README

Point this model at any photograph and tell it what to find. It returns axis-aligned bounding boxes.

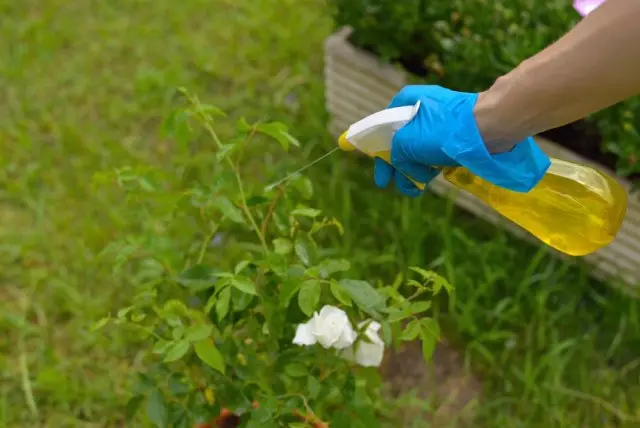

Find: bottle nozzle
[338,131,356,151]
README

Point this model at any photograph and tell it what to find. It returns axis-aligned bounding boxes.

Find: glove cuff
[442,94,551,193]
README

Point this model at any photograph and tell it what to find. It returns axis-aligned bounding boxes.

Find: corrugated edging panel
[325,27,639,291]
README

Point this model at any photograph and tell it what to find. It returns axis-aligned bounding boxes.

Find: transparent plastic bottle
[441,159,628,256]
[345,144,627,256]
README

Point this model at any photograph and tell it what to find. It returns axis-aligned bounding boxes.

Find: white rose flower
[293,305,356,349]
[343,320,385,367]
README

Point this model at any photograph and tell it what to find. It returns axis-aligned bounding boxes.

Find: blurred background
[1,0,639,426]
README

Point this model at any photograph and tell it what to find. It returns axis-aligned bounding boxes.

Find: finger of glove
[389,126,436,183]
[373,157,394,189]
[394,172,422,198]
[394,161,440,187]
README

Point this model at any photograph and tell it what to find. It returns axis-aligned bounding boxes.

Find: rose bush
[92,89,451,427]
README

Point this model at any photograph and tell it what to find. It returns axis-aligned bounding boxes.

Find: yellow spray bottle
[338,102,628,256]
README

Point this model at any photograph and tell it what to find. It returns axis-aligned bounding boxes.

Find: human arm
[475,0,640,153]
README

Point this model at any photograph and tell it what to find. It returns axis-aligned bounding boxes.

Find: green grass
[1,0,639,427]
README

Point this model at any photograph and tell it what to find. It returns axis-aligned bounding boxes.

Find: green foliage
[94,91,451,427]
[329,0,640,177]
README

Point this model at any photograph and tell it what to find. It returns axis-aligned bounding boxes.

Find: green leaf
[386,307,411,323]
[256,122,299,151]
[298,279,321,316]
[307,376,321,400]
[215,143,236,162]
[162,109,191,144]
[231,276,258,295]
[163,299,190,318]
[419,318,441,362]
[216,287,231,321]
[168,404,188,427]
[198,103,226,118]
[280,279,303,308]
[234,260,251,275]
[284,363,308,378]
[315,259,350,278]
[293,176,313,199]
[168,375,190,396]
[409,266,434,279]
[330,281,352,306]
[213,197,245,224]
[291,206,321,218]
[338,279,385,316]
[381,321,393,346]
[400,319,421,342]
[236,116,252,131]
[172,326,184,340]
[273,238,293,255]
[409,267,452,295]
[146,389,168,428]
[185,324,213,342]
[177,264,217,290]
[246,195,269,206]
[152,339,172,355]
[164,340,190,362]
[233,288,254,311]
[420,317,440,338]
[125,395,144,421]
[90,316,110,331]
[194,339,225,374]
[294,237,311,266]
[409,301,432,315]
[204,294,216,315]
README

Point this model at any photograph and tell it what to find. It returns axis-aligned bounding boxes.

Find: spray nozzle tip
[338,131,356,152]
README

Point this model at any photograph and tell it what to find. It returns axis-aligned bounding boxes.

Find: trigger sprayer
[338,102,628,256]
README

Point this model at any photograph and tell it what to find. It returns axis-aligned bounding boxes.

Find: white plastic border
[324,27,640,290]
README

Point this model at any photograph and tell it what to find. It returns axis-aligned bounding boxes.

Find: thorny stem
[196,222,219,264]
[276,393,320,422]
[261,185,284,238]
[189,94,268,253]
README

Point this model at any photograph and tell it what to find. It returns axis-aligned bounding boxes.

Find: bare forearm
[475,0,640,153]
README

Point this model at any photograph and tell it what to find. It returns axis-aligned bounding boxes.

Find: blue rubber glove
[374,85,551,197]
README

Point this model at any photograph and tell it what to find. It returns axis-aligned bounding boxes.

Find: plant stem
[232,165,268,252]
[190,95,268,253]
[19,338,38,418]
[196,222,219,264]
[261,185,284,238]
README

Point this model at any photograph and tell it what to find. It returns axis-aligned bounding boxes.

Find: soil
[357,41,640,183]
[380,338,482,428]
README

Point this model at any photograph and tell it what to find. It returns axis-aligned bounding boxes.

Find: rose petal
[333,322,357,349]
[312,305,353,349]
[354,340,385,367]
[359,320,381,335]
[318,305,347,319]
[351,319,385,367]
[293,322,317,346]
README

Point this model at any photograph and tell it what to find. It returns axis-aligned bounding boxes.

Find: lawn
[1,0,639,427]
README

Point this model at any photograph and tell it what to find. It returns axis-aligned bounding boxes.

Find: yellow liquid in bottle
[442,159,628,256]
[342,135,627,257]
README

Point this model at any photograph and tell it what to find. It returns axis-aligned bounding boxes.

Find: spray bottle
[338,102,628,256]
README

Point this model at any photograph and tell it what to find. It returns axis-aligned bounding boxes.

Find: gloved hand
[374,85,551,197]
